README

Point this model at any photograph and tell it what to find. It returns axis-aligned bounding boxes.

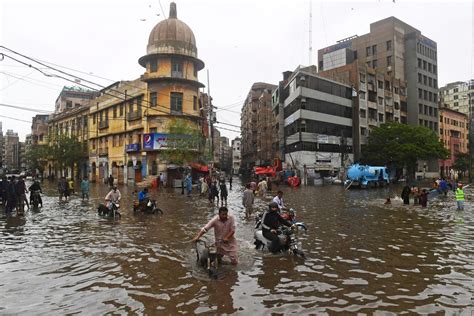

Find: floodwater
[0,179,473,314]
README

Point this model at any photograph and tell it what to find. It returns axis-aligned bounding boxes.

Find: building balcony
[127,110,142,121]
[98,147,108,156]
[368,118,378,126]
[367,101,377,109]
[99,120,109,129]
[171,71,183,78]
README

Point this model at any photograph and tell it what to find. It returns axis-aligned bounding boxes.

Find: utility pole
[309,0,313,65]
[124,90,128,184]
[207,70,214,165]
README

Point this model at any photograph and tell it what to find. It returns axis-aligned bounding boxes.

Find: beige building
[439,80,474,115]
[240,82,276,174]
[31,114,49,146]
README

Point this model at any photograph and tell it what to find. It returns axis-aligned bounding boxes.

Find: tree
[50,134,85,177]
[25,144,49,175]
[452,152,469,175]
[361,123,449,179]
[159,118,204,166]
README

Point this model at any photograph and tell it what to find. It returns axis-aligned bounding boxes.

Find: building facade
[231,137,241,175]
[319,61,407,161]
[439,80,474,116]
[48,87,97,178]
[219,136,232,173]
[31,114,49,146]
[318,16,439,173]
[272,72,292,162]
[438,107,468,177]
[283,68,354,175]
[3,129,20,170]
[240,82,276,174]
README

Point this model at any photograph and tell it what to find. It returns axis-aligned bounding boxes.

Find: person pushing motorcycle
[105,185,121,210]
[28,180,43,208]
[262,202,294,253]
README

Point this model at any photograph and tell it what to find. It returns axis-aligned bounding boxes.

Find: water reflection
[0,179,472,314]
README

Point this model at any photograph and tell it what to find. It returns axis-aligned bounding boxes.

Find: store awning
[189,162,209,173]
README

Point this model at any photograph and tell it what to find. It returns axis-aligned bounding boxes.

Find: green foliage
[453,152,470,173]
[159,118,203,165]
[50,134,85,172]
[25,144,49,171]
[361,123,449,176]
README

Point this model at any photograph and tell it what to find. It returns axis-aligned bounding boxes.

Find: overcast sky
[1,0,473,141]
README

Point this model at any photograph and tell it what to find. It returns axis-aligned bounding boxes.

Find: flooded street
[0,179,473,314]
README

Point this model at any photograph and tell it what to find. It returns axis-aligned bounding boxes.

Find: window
[423,60,427,70]
[386,40,392,50]
[359,91,366,100]
[454,95,459,100]
[418,58,422,68]
[360,109,366,118]
[429,92,432,102]
[378,97,383,105]
[424,90,428,100]
[119,104,124,116]
[372,59,378,68]
[454,102,459,107]
[193,64,198,77]
[424,105,428,115]
[418,88,423,98]
[378,113,384,122]
[119,134,124,146]
[150,60,158,72]
[137,96,142,112]
[428,63,432,73]
[366,46,371,56]
[385,80,390,90]
[93,113,97,124]
[113,106,117,118]
[433,79,437,88]
[378,80,383,89]
[433,65,437,74]
[128,100,134,113]
[372,45,377,55]
[387,55,392,65]
[360,73,366,83]
[428,77,432,87]
[171,58,183,77]
[423,75,427,85]
[150,92,157,107]
[394,87,399,94]
[429,107,433,116]
[418,73,422,83]
[170,92,183,113]
[193,96,197,111]
[366,61,371,68]
[419,104,423,113]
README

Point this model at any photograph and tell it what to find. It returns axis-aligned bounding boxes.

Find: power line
[0,103,52,113]
[1,46,245,131]
[0,114,31,123]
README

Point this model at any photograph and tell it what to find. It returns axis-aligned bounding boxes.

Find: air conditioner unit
[301,97,307,103]
[387,66,392,72]
[300,76,306,81]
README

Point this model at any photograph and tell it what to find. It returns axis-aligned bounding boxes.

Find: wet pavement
[0,179,473,314]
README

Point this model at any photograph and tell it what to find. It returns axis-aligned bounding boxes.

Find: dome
[146,2,197,58]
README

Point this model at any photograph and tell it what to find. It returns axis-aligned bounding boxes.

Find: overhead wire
[0,103,52,113]
[0,47,241,131]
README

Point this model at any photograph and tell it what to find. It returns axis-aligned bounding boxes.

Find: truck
[346,164,390,188]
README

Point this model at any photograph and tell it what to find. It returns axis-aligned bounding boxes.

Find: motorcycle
[280,208,307,231]
[194,239,220,279]
[133,198,163,215]
[254,212,306,258]
[98,201,121,218]
[30,190,42,209]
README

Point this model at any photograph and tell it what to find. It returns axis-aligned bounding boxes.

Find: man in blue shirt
[138,187,149,203]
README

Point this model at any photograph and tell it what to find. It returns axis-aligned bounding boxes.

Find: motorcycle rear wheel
[293,249,305,258]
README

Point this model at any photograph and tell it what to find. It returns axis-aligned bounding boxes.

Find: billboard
[143,133,198,150]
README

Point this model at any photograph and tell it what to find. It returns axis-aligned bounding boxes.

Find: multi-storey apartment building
[282,67,354,174]
[438,107,468,176]
[3,129,20,170]
[231,137,241,175]
[439,80,474,115]
[31,114,49,146]
[319,61,407,160]
[318,16,439,173]
[240,82,276,174]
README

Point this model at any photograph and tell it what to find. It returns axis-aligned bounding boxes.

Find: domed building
[139,2,206,182]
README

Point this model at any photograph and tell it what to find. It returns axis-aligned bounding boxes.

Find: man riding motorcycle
[28,180,43,208]
[105,185,121,210]
[261,202,295,253]
[272,191,288,212]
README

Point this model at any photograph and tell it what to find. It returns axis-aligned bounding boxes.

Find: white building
[439,80,474,116]
[231,137,241,175]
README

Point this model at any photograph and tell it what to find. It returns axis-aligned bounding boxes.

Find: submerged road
[0,179,472,314]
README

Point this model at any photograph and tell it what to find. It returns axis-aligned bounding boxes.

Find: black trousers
[263,229,281,253]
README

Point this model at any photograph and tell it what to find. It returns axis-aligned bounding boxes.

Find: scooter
[30,190,42,209]
[98,201,121,218]
[194,239,219,279]
[133,199,163,215]
[254,213,306,258]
